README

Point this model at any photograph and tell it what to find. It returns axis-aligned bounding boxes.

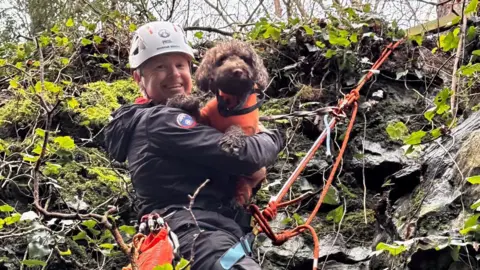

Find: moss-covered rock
[67,79,139,128]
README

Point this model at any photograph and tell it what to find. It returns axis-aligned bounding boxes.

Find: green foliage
[375,242,407,256]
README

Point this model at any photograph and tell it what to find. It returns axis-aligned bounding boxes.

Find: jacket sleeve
[146,106,284,176]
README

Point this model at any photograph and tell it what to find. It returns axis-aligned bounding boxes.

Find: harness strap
[216,89,265,117]
[213,233,256,269]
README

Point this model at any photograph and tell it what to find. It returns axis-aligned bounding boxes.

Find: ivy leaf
[466,175,480,184]
[403,130,426,145]
[375,242,407,256]
[409,35,423,46]
[292,213,305,225]
[5,213,21,225]
[82,219,97,229]
[100,63,114,73]
[119,225,137,236]
[60,57,70,66]
[51,24,60,34]
[363,3,371,12]
[315,41,325,48]
[22,154,39,163]
[434,88,451,107]
[66,18,74,27]
[35,128,45,137]
[467,26,477,41]
[9,79,19,89]
[465,0,478,14]
[303,25,314,35]
[153,264,174,270]
[440,29,460,52]
[129,23,137,32]
[430,128,442,139]
[81,38,93,46]
[471,199,480,210]
[459,63,480,76]
[386,121,409,140]
[175,258,190,270]
[100,243,115,250]
[194,32,203,39]
[263,26,281,40]
[323,187,340,205]
[350,33,358,43]
[93,35,103,44]
[43,162,61,176]
[72,231,88,241]
[54,136,75,151]
[0,204,14,212]
[436,104,450,115]
[21,260,47,267]
[58,248,72,256]
[325,49,336,59]
[424,108,436,122]
[326,205,344,224]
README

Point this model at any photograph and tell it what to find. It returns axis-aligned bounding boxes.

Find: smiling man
[103,21,284,269]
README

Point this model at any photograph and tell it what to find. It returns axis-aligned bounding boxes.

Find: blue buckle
[215,233,255,270]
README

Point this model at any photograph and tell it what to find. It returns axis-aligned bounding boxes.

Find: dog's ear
[194,48,217,92]
[252,52,269,91]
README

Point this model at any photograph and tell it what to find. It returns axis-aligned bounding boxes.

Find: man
[103,21,283,269]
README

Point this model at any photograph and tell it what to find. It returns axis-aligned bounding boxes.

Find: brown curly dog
[196,39,270,207]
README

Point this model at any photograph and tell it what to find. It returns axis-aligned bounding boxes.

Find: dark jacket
[103,101,284,222]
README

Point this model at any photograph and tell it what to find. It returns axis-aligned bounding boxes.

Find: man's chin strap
[216,88,265,118]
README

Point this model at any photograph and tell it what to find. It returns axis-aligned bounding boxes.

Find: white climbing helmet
[128,21,194,69]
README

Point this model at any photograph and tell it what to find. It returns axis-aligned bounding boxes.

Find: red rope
[248,38,405,270]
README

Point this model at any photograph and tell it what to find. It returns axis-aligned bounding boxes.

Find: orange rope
[248,38,405,270]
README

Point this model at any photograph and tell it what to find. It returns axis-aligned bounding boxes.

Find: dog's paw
[166,94,201,116]
[219,125,246,156]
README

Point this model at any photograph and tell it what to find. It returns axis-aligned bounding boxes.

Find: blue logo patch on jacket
[176,113,196,129]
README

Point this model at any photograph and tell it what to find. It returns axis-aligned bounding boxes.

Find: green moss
[260,98,291,116]
[411,188,425,211]
[0,91,39,128]
[55,147,130,207]
[70,79,139,127]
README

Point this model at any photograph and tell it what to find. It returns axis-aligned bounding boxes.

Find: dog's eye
[216,55,227,66]
[240,56,252,65]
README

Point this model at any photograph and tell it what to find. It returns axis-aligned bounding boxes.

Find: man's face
[134,53,192,104]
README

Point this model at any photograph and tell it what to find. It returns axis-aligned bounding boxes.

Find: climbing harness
[248,38,405,270]
[216,88,266,117]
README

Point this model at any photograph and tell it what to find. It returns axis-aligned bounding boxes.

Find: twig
[450,6,468,124]
[183,26,234,36]
[361,112,368,224]
[181,179,210,268]
[184,179,210,231]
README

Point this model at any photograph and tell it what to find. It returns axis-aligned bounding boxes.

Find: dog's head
[194,40,269,96]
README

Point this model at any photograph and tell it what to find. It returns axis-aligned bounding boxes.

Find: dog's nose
[233,69,243,77]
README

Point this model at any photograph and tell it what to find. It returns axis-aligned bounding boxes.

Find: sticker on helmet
[158,29,170,38]
[176,113,196,129]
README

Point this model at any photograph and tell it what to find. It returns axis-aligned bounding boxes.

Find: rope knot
[272,232,290,246]
[263,201,278,221]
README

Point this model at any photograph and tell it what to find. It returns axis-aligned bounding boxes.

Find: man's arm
[146,106,284,176]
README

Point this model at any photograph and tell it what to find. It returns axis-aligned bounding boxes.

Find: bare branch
[184,26,234,36]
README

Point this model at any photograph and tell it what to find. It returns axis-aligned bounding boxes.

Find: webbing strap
[214,233,255,269]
